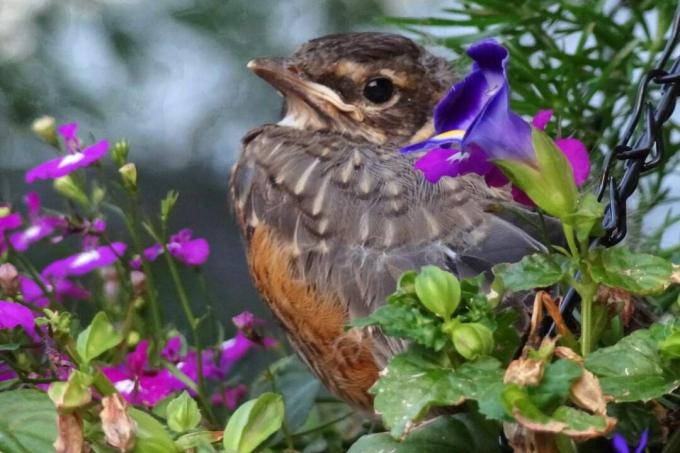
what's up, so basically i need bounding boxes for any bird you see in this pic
[229,32,549,410]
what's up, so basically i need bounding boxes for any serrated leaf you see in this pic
[347,413,501,453]
[76,312,123,365]
[166,391,201,433]
[493,253,571,292]
[590,247,672,295]
[223,392,284,453]
[370,352,504,438]
[0,389,57,453]
[351,300,449,351]
[585,324,680,402]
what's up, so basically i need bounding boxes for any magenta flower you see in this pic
[42,242,127,278]
[0,363,17,382]
[402,40,590,205]
[19,275,90,307]
[0,300,39,341]
[26,122,108,183]
[0,212,22,254]
[9,193,64,252]
[132,229,209,269]
[612,430,648,453]
[102,340,185,407]
[211,384,247,410]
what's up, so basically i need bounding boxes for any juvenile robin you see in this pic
[230,32,548,410]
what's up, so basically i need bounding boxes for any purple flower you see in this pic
[20,275,90,307]
[613,430,648,453]
[0,212,22,254]
[131,229,210,269]
[26,140,109,183]
[0,300,39,341]
[0,363,17,382]
[58,122,80,152]
[403,40,590,203]
[9,193,64,252]
[102,340,185,407]
[42,242,127,278]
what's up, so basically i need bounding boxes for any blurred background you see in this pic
[0,0,678,337]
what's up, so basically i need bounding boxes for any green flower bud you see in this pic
[48,370,93,411]
[0,206,10,217]
[54,175,89,207]
[119,162,137,192]
[414,265,461,319]
[659,331,680,359]
[452,322,494,360]
[112,139,130,166]
[31,116,58,147]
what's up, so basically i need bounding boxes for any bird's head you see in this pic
[248,32,455,146]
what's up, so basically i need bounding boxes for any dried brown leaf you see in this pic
[100,394,136,452]
[54,412,85,453]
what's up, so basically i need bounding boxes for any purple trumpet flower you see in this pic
[403,40,589,214]
[25,122,108,183]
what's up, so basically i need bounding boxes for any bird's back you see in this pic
[230,124,547,408]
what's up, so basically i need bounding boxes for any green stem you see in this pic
[160,237,216,426]
[562,224,580,259]
[578,272,597,357]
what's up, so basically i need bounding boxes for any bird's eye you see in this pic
[363,78,394,104]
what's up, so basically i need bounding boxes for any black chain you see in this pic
[541,3,680,337]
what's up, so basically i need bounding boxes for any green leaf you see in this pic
[528,359,582,413]
[414,266,461,320]
[0,389,57,453]
[590,247,673,295]
[351,300,449,351]
[223,392,285,453]
[585,324,680,401]
[47,370,93,411]
[563,193,605,245]
[493,253,571,292]
[348,413,501,453]
[250,355,321,433]
[76,312,124,365]
[166,391,201,433]
[129,408,178,453]
[370,351,504,438]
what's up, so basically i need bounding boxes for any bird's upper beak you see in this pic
[247,57,363,121]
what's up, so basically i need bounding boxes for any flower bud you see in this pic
[414,265,461,319]
[452,322,494,360]
[54,175,88,206]
[0,205,10,217]
[112,139,130,166]
[119,163,137,192]
[31,116,58,147]
[0,263,19,296]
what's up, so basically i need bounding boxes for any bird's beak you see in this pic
[247,57,363,121]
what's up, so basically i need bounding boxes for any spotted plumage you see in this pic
[230,32,548,409]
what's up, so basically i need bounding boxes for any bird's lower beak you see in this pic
[247,58,363,121]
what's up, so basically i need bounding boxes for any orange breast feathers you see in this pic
[246,225,379,409]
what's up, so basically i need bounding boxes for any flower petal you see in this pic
[0,300,38,341]
[532,109,553,131]
[555,138,590,186]
[168,238,210,266]
[25,140,109,183]
[57,123,78,141]
[9,217,60,252]
[42,242,127,278]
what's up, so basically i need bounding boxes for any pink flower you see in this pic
[0,212,22,254]
[26,141,109,183]
[19,275,90,307]
[42,242,127,278]
[0,300,39,341]
[9,193,64,252]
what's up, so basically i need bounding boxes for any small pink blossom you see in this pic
[20,275,90,307]
[0,300,38,341]
[25,140,109,183]
[9,193,64,252]
[131,229,209,269]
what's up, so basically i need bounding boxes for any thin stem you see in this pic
[562,224,580,259]
[578,273,597,357]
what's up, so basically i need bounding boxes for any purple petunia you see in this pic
[612,430,648,453]
[9,193,64,252]
[403,40,590,203]
[41,242,127,279]
[25,122,108,183]
[0,299,39,341]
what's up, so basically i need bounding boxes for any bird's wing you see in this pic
[231,125,552,366]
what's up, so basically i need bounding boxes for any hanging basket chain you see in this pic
[541,2,680,337]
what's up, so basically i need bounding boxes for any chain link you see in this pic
[541,3,680,337]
